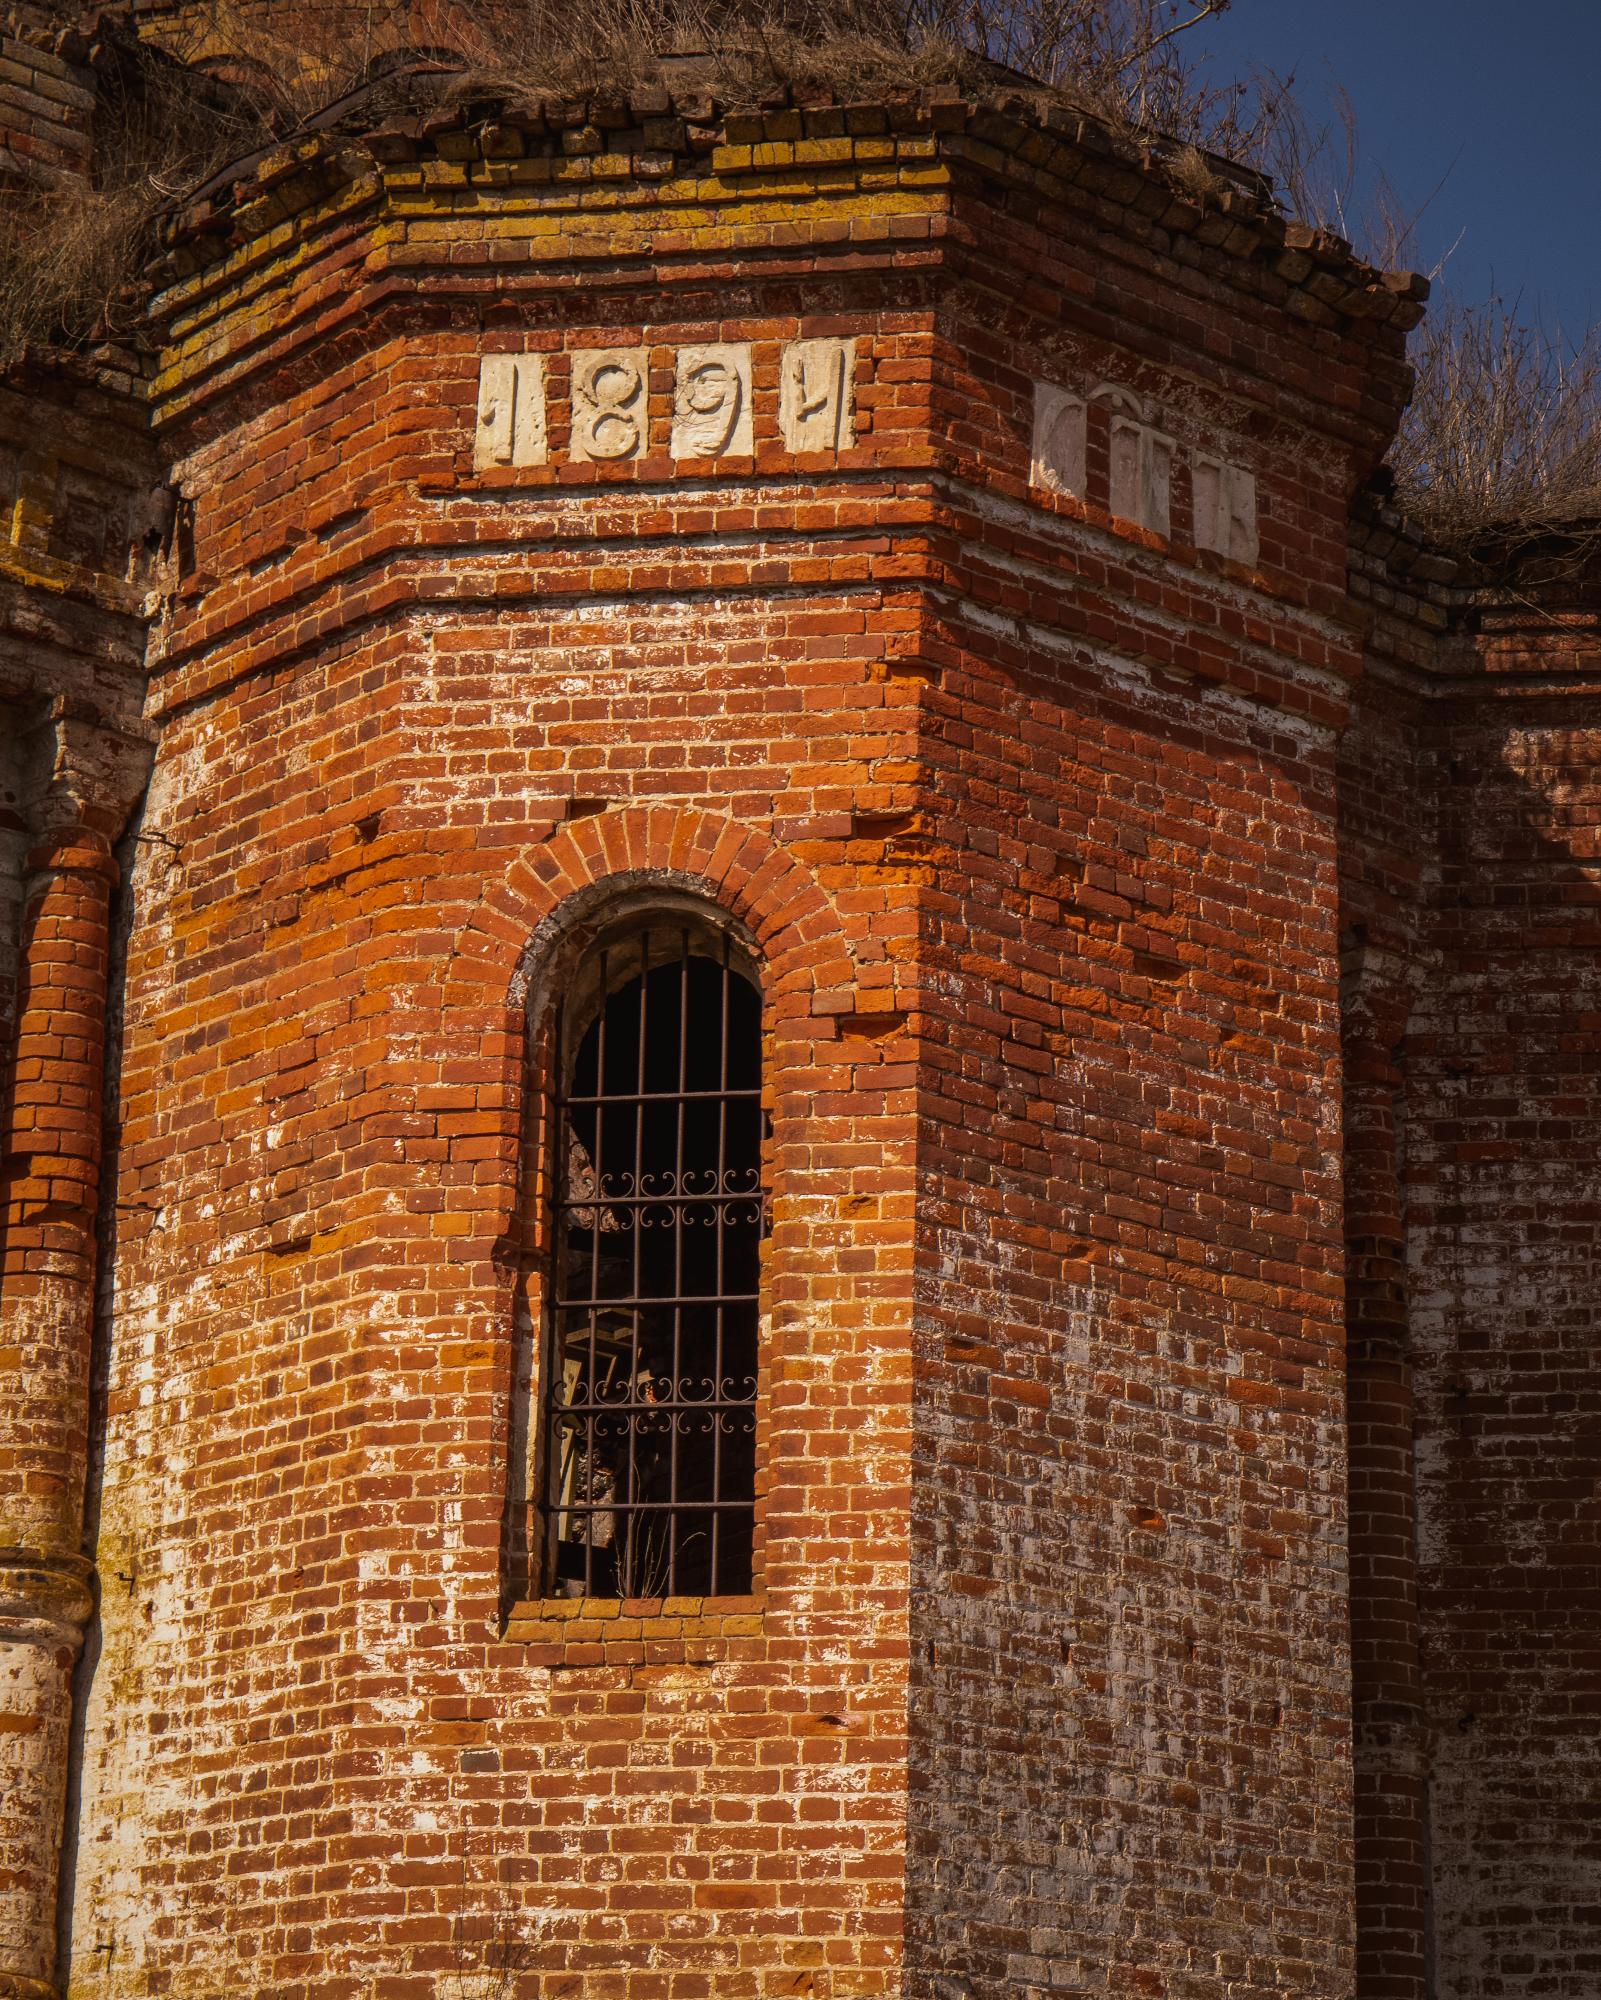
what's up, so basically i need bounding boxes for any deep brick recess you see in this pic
[3,39,1598,2000]
[1405,631,1601,2000]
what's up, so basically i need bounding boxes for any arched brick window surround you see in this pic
[448,806,845,1609]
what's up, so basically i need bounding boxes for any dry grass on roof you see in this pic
[10,0,1600,563]
[0,21,261,370]
[150,0,1258,140]
[1388,296,1601,558]
[0,0,1302,369]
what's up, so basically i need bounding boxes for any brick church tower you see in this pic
[2,11,1598,2000]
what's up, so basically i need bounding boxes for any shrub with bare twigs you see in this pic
[2,0,1299,370]
[8,0,1601,560]
[0,179,144,368]
[441,1853,538,2000]
[144,0,1354,204]
[0,29,259,368]
[151,0,1249,132]
[1387,293,1601,554]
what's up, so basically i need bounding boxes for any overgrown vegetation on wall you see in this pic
[0,26,255,368]
[1388,296,1601,554]
[4,0,1599,555]
[0,0,1336,373]
[145,0,1269,145]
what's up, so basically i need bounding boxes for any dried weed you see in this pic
[4,0,1271,366]
[0,28,261,368]
[1390,295,1601,554]
[12,0,1599,557]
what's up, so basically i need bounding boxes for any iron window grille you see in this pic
[540,916,764,1599]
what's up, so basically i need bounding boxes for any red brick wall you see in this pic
[1339,548,1601,2000]
[0,348,157,1263]
[25,40,1601,2000]
[71,310,931,1997]
[908,609,1359,1998]
[4,37,1597,1993]
[1406,604,1601,2000]
[0,342,156,1993]
[0,9,95,187]
[57,95,1422,1999]
[894,244,1391,1990]
[0,714,27,1048]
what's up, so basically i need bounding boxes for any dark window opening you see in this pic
[541,920,763,1599]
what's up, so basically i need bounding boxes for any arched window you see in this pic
[538,911,764,1599]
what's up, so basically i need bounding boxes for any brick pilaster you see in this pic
[0,1552,94,2000]
[0,714,148,2000]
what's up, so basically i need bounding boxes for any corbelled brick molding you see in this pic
[1,19,1599,2000]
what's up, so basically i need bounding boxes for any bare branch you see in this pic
[20,0,1598,571]
[1390,292,1601,552]
[1110,0,1230,78]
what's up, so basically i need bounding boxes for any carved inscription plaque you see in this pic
[1025,373,1259,565]
[570,349,648,463]
[475,355,547,470]
[671,345,754,458]
[780,338,854,453]
[1193,455,1259,565]
[473,338,868,470]
[1110,417,1173,539]
[1029,385,1087,498]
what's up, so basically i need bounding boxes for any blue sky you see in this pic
[1193,1,1598,331]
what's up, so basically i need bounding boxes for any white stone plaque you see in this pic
[671,344,754,458]
[1109,417,1143,524]
[1226,464,1259,565]
[1110,417,1172,539]
[474,354,546,470]
[1193,455,1259,565]
[570,349,648,463]
[1146,432,1174,539]
[1192,454,1226,552]
[1029,384,1086,498]
[780,337,855,453]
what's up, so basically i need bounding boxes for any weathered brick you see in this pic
[1,22,1597,2000]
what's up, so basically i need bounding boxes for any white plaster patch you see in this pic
[1029,383,1086,499]
[947,580,1338,751]
[780,337,855,453]
[671,343,754,458]
[473,355,547,471]
[569,349,647,463]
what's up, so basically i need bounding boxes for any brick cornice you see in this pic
[148,82,1426,335]
[142,94,1416,464]
[141,475,1357,733]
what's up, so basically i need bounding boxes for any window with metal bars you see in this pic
[539,914,764,1599]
